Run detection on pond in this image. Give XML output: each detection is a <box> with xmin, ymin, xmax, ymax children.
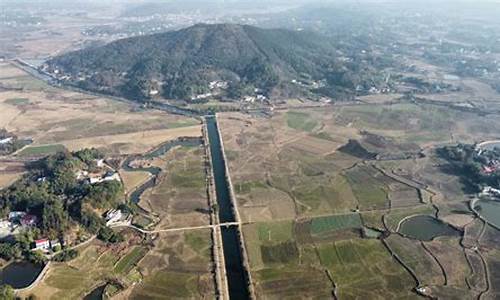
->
<box><xmin>83</xmin><ymin>284</ymin><xmax>106</xmax><ymax>300</ymax></box>
<box><xmin>0</xmin><ymin>261</ymin><xmax>43</xmax><ymax>289</ymax></box>
<box><xmin>473</xmin><ymin>199</ymin><xmax>500</xmax><ymax>229</ymax></box>
<box><xmin>398</xmin><ymin>215</ymin><xmax>461</xmax><ymax>241</ymax></box>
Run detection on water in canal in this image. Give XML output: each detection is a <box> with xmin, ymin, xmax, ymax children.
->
<box><xmin>206</xmin><ymin>116</ymin><xmax>250</xmax><ymax>300</ymax></box>
<box><xmin>0</xmin><ymin>261</ymin><xmax>43</xmax><ymax>289</ymax></box>
<box><xmin>398</xmin><ymin>215</ymin><xmax>460</xmax><ymax>241</ymax></box>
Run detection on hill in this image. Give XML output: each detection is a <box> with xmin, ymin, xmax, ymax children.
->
<box><xmin>44</xmin><ymin>24</ymin><xmax>384</xmax><ymax>102</ymax></box>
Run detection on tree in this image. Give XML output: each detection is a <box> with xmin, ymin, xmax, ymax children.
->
<box><xmin>26</xmin><ymin>250</ymin><xmax>47</xmax><ymax>266</ymax></box>
<box><xmin>41</xmin><ymin>199</ymin><xmax>68</xmax><ymax>237</ymax></box>
<box><xmin>0</xmin><ymin>285</ymin><xmax>14</xmax><ymax>300</ymax></box>
<box><xmin>97</xmin><ymin>227</ymin><xmax>124</xmax><ymax>244</ymax></box>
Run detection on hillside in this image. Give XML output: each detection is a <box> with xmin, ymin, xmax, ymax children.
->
<box><xmin>44</xmin><ymin>24</ymin><xmax>384</xmax><ymax>101</ymax></box>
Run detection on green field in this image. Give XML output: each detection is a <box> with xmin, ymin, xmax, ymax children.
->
<box><xmin>257</xmin><ymin>221</ymin><xmax>294</xmax><ymax>243</ymax></box>
<box><xmin>286</xmin><ymin>111</ymin><xmax>318</xmax><ymax>132</ymax></box>
<box><xmin>132</xmin><ymin>271</ymin><xmax>199</xmax><ymax>298</ymax></box>
<box><xmin>17</xmin><ymin>144</ymin><xmax>66</xmax><ymax>156</ymax></box>
<box><xmin>311</xmin><ymin>213</ymin><xmax>363</xmax><ymax>234</ymax></box>
<box><xmin>345</xmin><ymin>165</ymin><xmax>389</xmax><ymax>210</ymax></box>
<box><xmin>318</xmin><ymin>238</ymin><xmax>417</xmax><ymax>299</ymax></box>
<box><xmin>114</xmin><ymin>246</ymin><xmax>148</xmax><ymax>274</ymax></box>
<box><xmin>5</xmin><ymin>97</ymin><xmax>30</xmax><ymax>105</ymax></box>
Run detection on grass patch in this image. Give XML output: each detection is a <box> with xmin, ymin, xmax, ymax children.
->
<box><xmin>257</xmin><ymin>221</ymin><xmax>294</xmax><ymax>244</ymax></box>
<box><xmin>286</xmin><ymin>111</ymin><xmax>318</xmax><ymax>132</ymax></box>
<box><xmin>17</xmin><ymin>144</ymin><xmax>66</xmax><ymax>157</ymax></box>
<box><xmin>235</xmin><ymin>180</ymin><xmax>268</xmax><ymax>194</ymax></box>
<box><xmin>311</xmin><ymin>214</ymin><xmax>362</xmax><ymax>234</ymax></box>
<box><xmin>5</xmin><ymin>98</ymin><xmax>30</xmax><ymax>105</ymax></box>
<box><xmin>261</xmin><ymin>241</ymin><xmax>299</xmax><ymax>264</ymax></box>
<box><xmin>185</xmin><ymin>230</ymin><xmax>210</xmax><ymax>256</ymax></box>
<box><xmin>114</xmin><ymin>246</ymin><xmax>147</xmax><ymax>274</ymax></box>
<box><xmin>133</xmin><ymin>271</ymin><xmax>198</xmax><ymax>298</ymax></box>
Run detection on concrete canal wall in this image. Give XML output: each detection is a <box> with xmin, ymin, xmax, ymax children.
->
<box><xmin>214</xmin><ymin>114</ymin><xmax>256</xmax><ymax>300</ymax></box>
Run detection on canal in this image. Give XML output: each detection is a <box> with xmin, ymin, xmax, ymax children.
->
<box><xmin>206</xmin><ymin>116</ymin><xmax>250</xmax><ymax>300</ymax></box>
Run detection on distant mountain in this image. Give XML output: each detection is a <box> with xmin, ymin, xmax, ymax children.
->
<box><xmin>44</xmin><ymin>23</ymin><xmax>387</xmax><ymax>102</ymax></box>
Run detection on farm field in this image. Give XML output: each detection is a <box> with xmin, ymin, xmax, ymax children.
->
<box><xmin>0</xmin><ymin>161</ymin><xmax>25</xmax><ymax>189</ymax></box>
<box><xmin>0</xmin><ymin>62</ymin><xmax>201</xmax><ymax>156</ymax></box>
<box><xmin>19</xmin><ymin>230</ymin><xmax>146</xmax><ymax>299</ymax></box>
<box><xmin>129</xmin><ymin>229</ymin><xmax>215</xmax><ymax>299</ymax></box>
<box><xmin>1</xmin><ymin>63</ymin><xmax>211</xmax><ymax>299</ymax></box>
<box><xmin>139</xmin><ymin>144</ymin><xmax>210</xmax><ymax>229</ymax></box>
<box><xmin>219</xmin><ymin>103</ymin><xmax>500</xmax><ymax>298</ymax></box>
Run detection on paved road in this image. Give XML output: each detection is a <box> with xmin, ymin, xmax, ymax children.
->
<box><xmin>112</xmin><ymin>222</ymin><xmax>241</xmax><ymax>234</ymax></box>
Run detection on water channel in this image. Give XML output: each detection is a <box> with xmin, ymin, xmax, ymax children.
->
<box><xmin>206</xmin><ymin>116</ymin><xmax>250</xmax><ymax>300</ymax></box>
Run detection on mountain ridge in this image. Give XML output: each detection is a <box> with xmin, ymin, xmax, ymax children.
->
<box><xmin>44</xmin><ymin>23</ymin><xmax>382</xmax><ymax>102</ymax></box>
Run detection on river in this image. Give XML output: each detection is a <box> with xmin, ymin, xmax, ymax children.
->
<box><xmin>205</xmin><ymin>116</ymin><xmax>250</xmax><ymax>300</ymax></box>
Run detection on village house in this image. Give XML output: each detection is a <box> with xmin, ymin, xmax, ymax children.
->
<box><xmin>482</xmin><ymin>186</ymin><xmax>500</xmax><ymax>198</ymax></box>
<box><xmin>102</xmin><ymin>171</ymin><xmax>121</xmax><ymax>182</ymax></box>
<box><xmin>88</xmin><ymin>171</ymin><xmax>121</xmax><ymax>185</ymax></box>
<box><xmin>33</xmin><ymin>239</ymin><xmax>50</xmax><ymax>252</ymax></box>
<box><xmin>50</xmin><ymin>239</ymin><xmax>61</xmax><ymax>250</ymax></box>
<box><xmin>96</xmin><ymin>159</ymin><xmax>105</xmax><ymax>168</ymax></box>
<box><xmin>105</xmin><ymin>209</ymin><xmax>123</xmax><ymax>226</ymax></box>
<box><xmin>8</xmin><ymin>211</ymin><xmax>26</xmax><ymax>222</ymax></box>
<box><xmin>20</xmin><ymin>214</ymin><xmax>38</xmax><ymax>227</ymax></box>
<box><xmin>0</xmin><ymin>137</ymin><xmax>13</xmax><ymax>145</ymax></box>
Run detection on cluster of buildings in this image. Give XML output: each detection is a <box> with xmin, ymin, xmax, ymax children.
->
<box><xmin>74</xmin><ymin>158</ymin><xmax>122</xmax><ymax>185</ymax></box>
<box><xmin>0</xmin><ymin>137</ymin><xmax>13</xmax><ymax>145</ymax></box>
<box><xmin>481</xmin><ymin>186</ymin><xmax>500</xmax><ymax>198</ymax></box>
<box><xmin>105</xmin><ymin>209</ymin><xmax>132</xmax><ymax>227</ymax></box>
<box><xmin>32</xmin><ymin>238</ymin><xmax>62</xmax><ymax>252</ymax></box>
<box><xmin>0</xmin><ymin>212</ymin><xmax>38</xmax><ymax>239</ymax></box>
<box><xmin>482</xmin><ymin>159</ymin><xmax>500</xmax><ymax>175</ymax></box>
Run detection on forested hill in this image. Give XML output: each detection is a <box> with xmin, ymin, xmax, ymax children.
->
<box><xmin>44</xmin><ymin>24</ymin><xmax>387</xmax><ymax>101</ymax></box>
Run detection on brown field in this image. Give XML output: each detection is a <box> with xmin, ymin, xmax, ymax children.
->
<box><xmin>0</xmin><ymin>161</ymin><xmax>25</xmax><ymax>188</ymax></box>
<box><xmin>129</xmin><ymin>230</ymin><xmax>215</xmax><ymax>299</ymax></box>
<box><xmin>61</xmin><ymin>126</ymin><xmax>202</xmax><ymax>155</ymax></box>
<box><xmin>140</xmin><ymin>145</ymin><xmax>210</xmax><ymax>229</ymax></box>
<box><xmin>0</xmin><ymin>62</ymin><xmax>201</xmax><ymax>156</ymax></box>
<box><xmin>119</xmin><ymin>170</ymin><xmax>152</xmax><ymax>194</ymax></box>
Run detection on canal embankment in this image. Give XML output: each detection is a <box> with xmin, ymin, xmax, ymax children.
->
<box><xmin>215</xmin><ymin>114</ymin><xmax>256</xmax><ymax>300</ymax></box>
<box><xmin>205</xmin><ymin>115</ymin><xmax>254</xmax><ymax>300</ymax></box>
<box><xmin>202</xmin><ymin>120</ymin><xmax>229</xmax><ymax>300</ymax></box>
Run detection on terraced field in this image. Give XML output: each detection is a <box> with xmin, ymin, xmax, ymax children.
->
<box><xmin>219</xmin><ymin>105</ymin><xmax>500</xmax><ymax>299</ymax></box>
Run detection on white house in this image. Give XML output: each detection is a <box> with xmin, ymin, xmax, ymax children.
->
<box><xmin>33</xmin><ymin>239</ymin><xmax>50</xmax><ymax>251</ymax></box>
<box><xmin>105</xmin><ymin>209</ymin><xmax>123</xmax><ymax>226</ymax></box>
<box><xmin>8</xmin><ymin>211</ymin><xmax>26</xmax><ymax>222</ymax></box>
<box><xmin>0</xmin><ymin>137</ymin><xmax>13</xmax><ymax>144</ymax></box>
<box><xmin>483</xmin><ymin>186</ymin><xmax>500</xmax><ymax>197</ymax></box>
<box><xmin>96</xmin><ymin>159</ymin><xmax>105</xmax><ymax>168</ymax></box>
<box><xmin>103</xmin><ymin>172</ymin><xmax>121</xmax><ymax>182</ymax></box>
